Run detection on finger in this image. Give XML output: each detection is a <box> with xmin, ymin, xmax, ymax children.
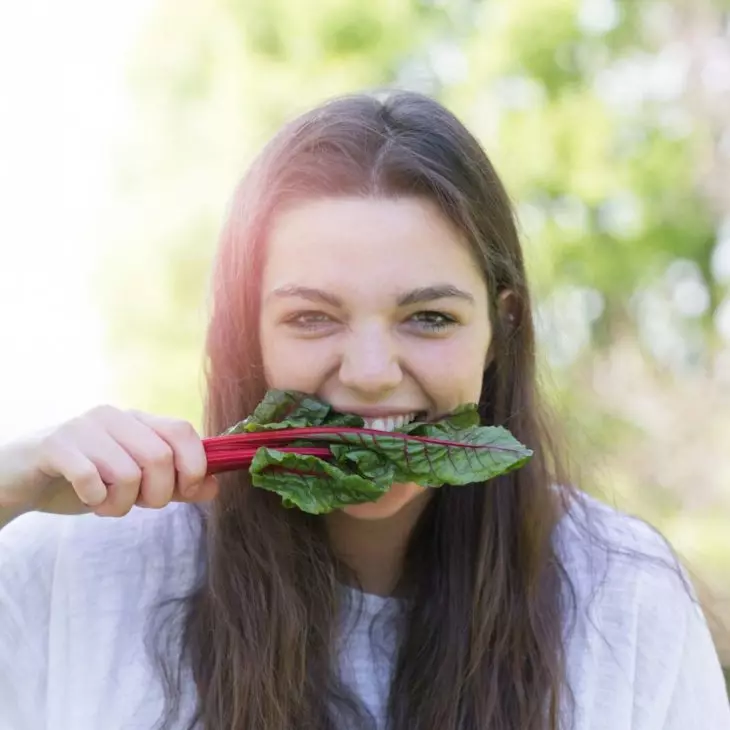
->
<box><xmin>39</xmin><ymin>435</ymin><xmax>108</xmax><ymax>507</ymax></box>
<box><xmin>77</xmin><ymin>430</ymin><xmax>143</xmax><ymax>517</ymax></box>
<box><xmin>175</xmin><ymin>474</ymin><xmax>219</xmax><ymax>504</ymax></box>
<box><xmin>128</xmin><ymin>411</ymin><xmax>209</xmax><ymax>498</ymax></box>
<box><xmin>95</xmin><ymin>410</ymin><xmax>177</xmax><ymax>510</ymax></box>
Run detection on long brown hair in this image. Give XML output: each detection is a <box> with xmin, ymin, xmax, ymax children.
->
<box><xmin>157</xmin><ymin>90</ymin><xmax>580</xmax><ymax>730</ymax></box>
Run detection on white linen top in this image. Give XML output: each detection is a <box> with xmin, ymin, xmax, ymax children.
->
<box><xmin>0</xmin><ymin>492</ymin><xmax>728</xmax><ymax>729</ymax></box>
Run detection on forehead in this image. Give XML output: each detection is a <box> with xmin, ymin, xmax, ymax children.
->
<box><xmin>262</xmin><ymin>196</ymin><xmax>486</xmax><ymax>299</ymax></box>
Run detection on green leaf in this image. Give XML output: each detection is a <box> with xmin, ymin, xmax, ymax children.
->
<box><xmin>250</xmin><ymin>448</ymin><xmax>388</xmax><ymax>514</ymax></box>
<box><xmin>226</xmin><ymin>389</ymin><xmax>533</xmax><ymax>515</ymax></box>
<box><xmin>397</xmin><ymin>403</ymin><xmax>481</xmax><ymax>434</ymax></box>
<box><xmin>328</xmin><ymin>422</ymin><xmax>532</xmax><ymax>487</ymax></box>
<box><xmin>224</xmin><ymin>389</ymin><xmax>363</xmax><ymax>433</ymax></box>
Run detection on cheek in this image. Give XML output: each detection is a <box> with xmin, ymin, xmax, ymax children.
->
<box><xmin>412</xmin><ymin>338</ymin><xmax>487</xmax><ymax>405</ymax></box>
<box><xmin>260</xmin><ymin>326</ymin><xmax>334</xmax><ymax>390</ymax></box>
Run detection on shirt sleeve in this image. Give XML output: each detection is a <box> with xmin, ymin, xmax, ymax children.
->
<box><xmin>630</xmin><ymin>550</ymin><xmax>730</xmax><ymax>730</ymax></box>
<box><xmin>0</xmin><ymin>513</ymin><xmax>65</xmax><ymax>730</ymax></box>
<box><xmin>662</xmin><ymin>592</ymin><xmax>730</xmax><ymax>729</ymax></box>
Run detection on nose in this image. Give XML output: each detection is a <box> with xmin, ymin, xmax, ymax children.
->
<box><xmin>338</xmin><ymin>322</ymin><xmax>403</xmax><ymax>397</ymax></box>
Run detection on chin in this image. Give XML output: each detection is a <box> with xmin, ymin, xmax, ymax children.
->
<box><xmin>340</xmin><ymin>482</ymin><xmax>432</xmax><ymax>520</ymax></box>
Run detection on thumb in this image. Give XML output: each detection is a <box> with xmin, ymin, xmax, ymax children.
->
<box><xmin>177</xmin><ymin>474</ymin><xmax>219</xmax><ymax>504</ymax></box>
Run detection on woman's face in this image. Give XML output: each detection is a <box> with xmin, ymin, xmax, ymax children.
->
<box><xmin>259</xmin><ymin>196</ymin><xmax>493</xmax><ymax>520</ymax></box>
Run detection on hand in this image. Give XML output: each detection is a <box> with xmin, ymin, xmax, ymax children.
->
<box><xmin>0</xmin><ymin>405</ymin><xmax>218</xmax><ymax>519</ymax></box>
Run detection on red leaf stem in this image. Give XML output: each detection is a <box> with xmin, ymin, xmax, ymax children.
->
<box><xmin>202</xmin><ymin>425</ymin><xmax>521</xmax><ymax>476</ymax></box>
<box><xmin>203</xmin><ymin>443</ymin><xmax>332</xmax><ymax>474</ymax></box>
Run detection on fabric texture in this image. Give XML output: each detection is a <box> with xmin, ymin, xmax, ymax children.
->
<box><xmin>0</xmin><ymin>492</ymin><xmax>728</xmax><ymax>729</ymax></box>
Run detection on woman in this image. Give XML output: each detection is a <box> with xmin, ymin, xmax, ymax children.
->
<box><xmin>0</xmin><ymin>90</ymin><xmax>727</xmax><ymax>730</ymax></box>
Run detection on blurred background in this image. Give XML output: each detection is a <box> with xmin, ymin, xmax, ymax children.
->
<box><xmin>1</xmin><ymin>0</ymin><xmax>728</xmax><ymax>679</ymax></box>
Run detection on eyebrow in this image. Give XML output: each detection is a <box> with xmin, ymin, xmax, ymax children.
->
<box><xmin>268</xmin><ymin>284</ymin><xmax>475</xmax><ymax>307</ymax></box>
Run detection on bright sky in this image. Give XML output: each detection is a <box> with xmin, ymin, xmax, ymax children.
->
<box><xmin>0</xmin><ymin>0</ymin><xmax>154</xmax><ymax>441</ymax></box>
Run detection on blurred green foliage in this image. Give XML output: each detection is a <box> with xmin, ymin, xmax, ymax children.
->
<box><xmin>96</xmin><ymin>0</ymin><xmax>730</xmax><ymax>661</ymax></box>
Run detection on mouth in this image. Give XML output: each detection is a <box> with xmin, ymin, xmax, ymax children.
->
<box><xmin>357</xmin><ymin>411</ymin><xmax>428</xmax><ymax>431</ymax></box>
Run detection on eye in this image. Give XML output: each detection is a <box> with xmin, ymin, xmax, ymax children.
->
<box><xmin>408</xmin><ymin>311</ymin><xmax>458</xmax><ymax>333</ymax></box>
<box><xmin>284</xmin><ymin>312</ymin><xmax>335</xmax><ymax>331</ymax></box>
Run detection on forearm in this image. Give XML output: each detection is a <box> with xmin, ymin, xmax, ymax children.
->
<box><xmin>0</xmin><ymin>432</ymin><xmax>51</xmax><ymax>528</ymax></box>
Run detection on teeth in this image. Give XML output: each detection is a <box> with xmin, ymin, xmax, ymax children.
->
<box><xmin>363</xmin><ymin>413</ymin><xmax>418</xmax><ymax>431</ymax></box>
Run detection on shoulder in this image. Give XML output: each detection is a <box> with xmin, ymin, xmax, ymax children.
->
<box><xmin>555</xmin><ymin>490</ymin><xmax>684</xmax><ymax>591</ymax></box>
<box><xmin>0</xmin><ymin>502</ymin><xmax>205</xmax><ymax>606</ymax></box>
<box><xmin>0</xmin><ymin>505</ymin><xmax>206</xmax><ymax>728</ymax></box>
<box><xmin>555</xmin><ymin>491</ymin><xmax>729</xmax><ymax>728</ymax></box>
<box><xmin>555</xmin><ymin>489</ymin><xmax>700</xmax><ymax>634</ymax></box>
<box><xmin>0</xmin><ymin>500</ymin><xmax>204</xmax><ymax>557</ymax></box>
<box><xmin>556</xmin><ymin>489</ymin><xmax>673</xmax><ymax>557</ymax></box>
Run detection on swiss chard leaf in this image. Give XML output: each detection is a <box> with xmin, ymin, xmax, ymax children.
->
<box><xmin>327</xmin><ymin>423</ymin><xmax>531</xmax><ymax>487</ymax></box>
<box><xmin>249</xmin><ymin>449</ymin><xmax>389</xmax><ymax>514</ymax></box>
<box><xmin>398</xmin><ymin>404</ymin><xmax>480</xmax><ymax>434</ymax></box>
<box><xmin>224</xmin><ymin>390</ymin><xmax>363</xmax><ymax>433</ymax></box>
<box><xmin>226</xmin><ymin>390</ymin><xmax>533</xmax><ymax>514</ymax></box>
